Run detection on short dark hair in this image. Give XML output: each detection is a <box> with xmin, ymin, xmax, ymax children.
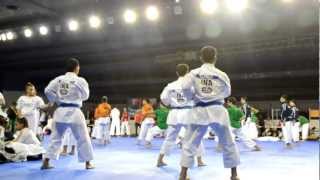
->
<box><xmin>241</xmin><ymin>96</ymin><xmax>248</xmax><ymax>101</ymax></box>
<box><xmin>289</xmin><ymin>99</ymin><xmax>296</xmax><ymax>104</ymax></box>
<box><xmin>281</xmin><ymin>94</ymin><xmax>288</xmax><ymax>100</ymax></box>
<box><xmin>17</xmin><ymin>117</ymin><xmax>28</xmax><ymax>128</ymax></box>
<box><xmin>101</xmin><ymin>96</ymin><xmax>108</xmax><ymax>102</ymax></box>
<box><xmin>143</xmin><ymin>99</ymin><xmax>150</xmax><ymax>104</ymax></box>
<box><xmin>25</xmin><ymin>82</ymin><xmax>35</xmax><ymax>89</ymax></box>
<box><xmin>176</xmin><ymin>64</ymin><xmax>189</xmax><ymax>77</ymax></box>
<box><xmin>66</xmin><ymin>58</ymin><xmax>80</xmax><ymax>72</ymax></box>
<box><xmin>227</xmin><ymin>97</ymin><xmax>237</xmax><ymax>105</ymax></box>
<box><xmin>200</xmin><ymin>46</ymin><xmax>217</xmax><ymax>63</ymax></box>
<box><xmin>0</xmin><ymin>115</ymin><xmax>7</xmax><ymax>127</ymax></box>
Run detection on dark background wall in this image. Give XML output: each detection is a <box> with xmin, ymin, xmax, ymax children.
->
<box><xmin>0</xmin><ymin>0</ymin><xmax>318</xmax><ymax>104</ymax></box>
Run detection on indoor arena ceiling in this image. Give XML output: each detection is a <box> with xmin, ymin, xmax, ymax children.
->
<box><xmin>0</xmin><ymin>0</ymin><xmax>318</xmax><ymax>103</ymax></box>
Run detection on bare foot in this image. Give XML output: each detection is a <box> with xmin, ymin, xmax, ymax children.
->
<box><xmin>231</xmin><ymin>176</ymin><xmax>240</xmax><ymax>180</ymax></box>
<box><xmin>41</xmin><ymin>159</ymin><xmax>54</xmax><ymax>170</ymax></box>
<box><xmin>157</xmin><ymin>161</ymin><xmax>167</xmax><ymax>167</ymax></box>
<box><xmin>252</xmin><ymin>145</ymin><xmax>261</xmax><ymax>151</ymax></box>
<box><xmin>145</xmin><ymin>142</ymin><xmax>152</xmax><ymax>149</ymax></box>
<box><xmin>85</xmin><ymin>162</ymin><xmax>95</xmax><ymax>170</ymax></box>
<box><xmin>198</xmin><ymin>162</ymin><xmax>207</xmax><ymax>167</ymax></box>
<box><xmin>60</xmin><ymin>152</ymin><xmax>68</xmax><ymax>156</ymax></box>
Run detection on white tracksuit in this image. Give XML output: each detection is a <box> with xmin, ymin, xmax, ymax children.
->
<box><xmin>180</xmin><ymin>63</ymin><xmax>240</xmax><ymax>168</ymax></box>
<box><xmin>110</xmin><ymin>108</ymin><xmax>121</xmax><ymax>136</ymax></box>
<box><xmin>292</xmin><ymin>122</ymin><xmax>300</xmax><ymax>142</ymax></box>
<box><xmin>17</xmin><ymin>95</ymin><xmax>45</xmax><ymax>134</ymax></box>
<box><xmin>44</xmin><ymin>72</ymin><xmax>94</xmax><ymax>162</ymax></box>
<box><xmin>301</xmin><ymin>123</ymin><xmax>309</xmax><ymax>140</ymax></box>
<box><xmin>159</xmin><ymin>77</ymin><xmax>205</xmax><ymax>157</ymax></box>
<box><xmin>283</xmin><ymin>121</ymin><xmax>295</xmax><ymax>144</ymax></box>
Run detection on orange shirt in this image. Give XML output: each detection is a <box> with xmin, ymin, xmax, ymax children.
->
<box><xmin>94</xmin><ymin>102</ymin><xmax>112</xmax><ymax>119</ymax></box>
<box><xmin>142</xmin><ymin>103</ymin><xmax>154</xmax><ymax>118</ymax></box>
<box><xmin>134</xmin><ymin>112</ymin><xmax>144</xmax><ymax>124</ymax></box>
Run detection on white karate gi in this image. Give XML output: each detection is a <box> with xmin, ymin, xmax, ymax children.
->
<box><xmin>44</xmin><ymin>72</ymin><xmax>93</xmax><ymax>162</ymax></box>
<box><xmin>180</xmin><ymin>63</ymin><xmax>240</xmax><ymax>168</ymax></box>
<box><xmin>17</xmin><ymin>95</ymin><xmax>45</xmax><ymax>134</ymax></box>
<box><xmin>138</xmin><ymin>117</ymin><xmax>155</xmax><ymax>142</ymax></box>
<box><xmin>110</xmin><ymin>108</ymin><xmax>121</xmax><ymax>136</ymax></box>
<box><xmin>2</xmin><ymin>128</ymin><xmax>45</xmax><ymax>162</ymax></box>
<box><xmin>62</xmin><ymin>128</ymin><xmax>76</xmax><ymax>147</ymax></box>
<box><xmin>145</xmin><ymin>126</ymin><xmax>166</xmax><ymax>142</ymax></box>
<box><xmin>92</xmin><ymin>117</ymin><xmax>111</xmax><ymax>141</ymax></box>
<box><xmin>159</xmin><ymin>77</ymin><xmax>205</xmax><ymax>157</ymax></box>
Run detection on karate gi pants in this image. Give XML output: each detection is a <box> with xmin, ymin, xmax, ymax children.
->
<box><xmin>160</xmin><ymin>124</ymin><xmax>205</xmax><ymax>157</ymax></box>
<box><xmin>45</xmin><ymin>107</ymin><xmax>93</xmax><ymax>162</ymax></box>
<box><xmin>62</xmin><ymin>128</ymin><xmax>76</xmax><ymax>147</ymax></box>
<box><xmin>110</xmin><ymin>118</ymin><xmax>121</xmax><ymax>136</ymax></box>
<box><xmin>93</xmin><ymin>117</ymin><xmax>111</xmax><ymax>142</ymax></box>
<box><xmin>138</xmin><ymin>118</ymin><xmax>154</xmax><ymax>141</ymax></box>
<box><xmin>231</xmin><ymin>127</ymin><xmax>257</xmax><ymax>150</ymax></box>
<box><xmin>145</xmin><ymin>126</ymin><xmax>166</xmax><ymax>142</ymax></box>
<box><xmin>181</xmin><ymin>123</ymin><xmax>239</xmax><ymax>168</ymax></box>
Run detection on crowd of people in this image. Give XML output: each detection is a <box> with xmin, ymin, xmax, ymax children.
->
<box><xmin>0</xmin><ymin>46</ymin><xmax>312</xmax><ymax>180</ymax></box>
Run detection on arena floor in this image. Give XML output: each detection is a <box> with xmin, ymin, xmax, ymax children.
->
<box><xmin>0</xmin><ymin>137</ymin><xmax>318</xmax><ymax>180</ymax></box>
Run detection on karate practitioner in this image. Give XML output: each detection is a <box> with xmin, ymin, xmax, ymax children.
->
<box><xmin>157</xmin><ymin>64</ymin><xmax>206</xmax><ymax>167</ymax></box>
<box><xmin>17</xmin><ymin>83</ymin><xmax>49</xmax><ymax>135</ymax></box>
<box><xmin>92</xmin><ymin>96</ymin><xmax>112</xmax><ymax>144</ymax></box>
<box><xmin>110</xmin><ymin>107</ymin><xmax>121</xmax><ymax>136</ymax></box>
<box><xmin>145</xmin><ymin>103</ymin><xmax>169</xmax><ymax>148</ymax></box>
<box><xmin>179</xmin><ymin>46</ymin><xmax>240</xmax><ymax>180</ymax></box>
<box><xmin>120</xmin><ymin>107</ymin><xmax>131</xmax><ymax>136</ymax></box>
<box><xmin>41</xmin><ymin>58</ymin><xmax>94</xmax><ymax>170</ymax></box>
<box><xmin>226</xmin><ymin>97</ymin><xmax>261</xmax><ymax>151</ymax></box>
<box><xmin>137</xmin><ymin>99</ymin><xmax>155</xmax><ymax>145</ymax></box>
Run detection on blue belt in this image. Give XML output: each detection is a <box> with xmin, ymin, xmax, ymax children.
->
<box><xmin>195</xmin><ymin>101</ymin><xmax>223</xmax><ymax>107</ymax></box>
<box><xmin>171</xmin><ymin>106</ymin><xmax>193</xmax><ymax>110</ymax></box>
<box><xmin>59</xmin><ymin>103</ymin><xmax>80</xmax><ymax>108</ymax></box>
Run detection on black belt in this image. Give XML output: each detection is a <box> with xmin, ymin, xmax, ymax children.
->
<box><xmin>195</xmin><ymin>100</ymin><xmax>223</xmax><ymax>107</ymax></box>
<box><xmin>59</xmin><ymin>103</ymin><xmax>80</xmax><ymax>108</ymax></box>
